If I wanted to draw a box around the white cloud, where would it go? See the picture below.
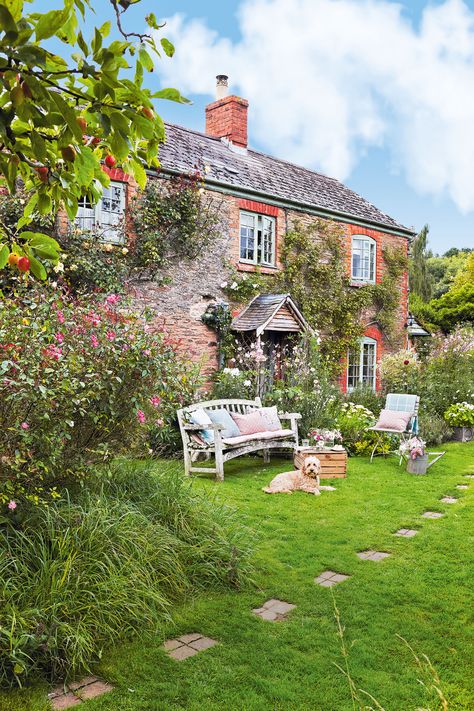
[158,0,474,213]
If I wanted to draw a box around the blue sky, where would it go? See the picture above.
[31,0,474,253]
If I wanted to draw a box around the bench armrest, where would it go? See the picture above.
[278,412,302,420]
[183,423,224,431]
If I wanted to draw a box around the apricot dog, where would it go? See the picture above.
[263,455,321,495]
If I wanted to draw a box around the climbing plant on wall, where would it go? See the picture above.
[128,174,223,280]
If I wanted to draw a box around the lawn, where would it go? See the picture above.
[3,443,474,711]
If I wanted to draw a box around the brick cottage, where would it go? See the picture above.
[70,75,416,392]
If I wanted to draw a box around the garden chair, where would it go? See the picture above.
[368,393,420,464]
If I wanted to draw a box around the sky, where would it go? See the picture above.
[31,0,474,254]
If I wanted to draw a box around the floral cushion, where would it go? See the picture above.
[231,410,268,435]
[374,409,412,432]
[259,406,282,432]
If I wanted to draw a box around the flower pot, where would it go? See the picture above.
[406,453,429,475]
[452,426,473,442]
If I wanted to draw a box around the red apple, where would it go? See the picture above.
[61,144,76,162]
[142,106,154,120]
[8,253,19,267]
[36,166,49,182]
[17,256,30,272]
[76,116,87,132]
[105,154,116,168]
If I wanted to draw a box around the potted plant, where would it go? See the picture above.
[401,436,429,474]
[443,402,474,442]
[309,428,342,449]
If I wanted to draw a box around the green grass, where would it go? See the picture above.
[3,443,474,710]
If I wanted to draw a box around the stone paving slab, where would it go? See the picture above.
[49,676,113,709]
[456,484,468,490]
[422,511,444,518]
[464,474,474,479]
[394,528,418,537]
[440,496,457,504]
[163,634,218,661]
[314,570,351,587]
[357,550,390,561]
[253,598,296,621]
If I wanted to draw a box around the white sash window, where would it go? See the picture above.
[239,211,276,266]
[347,337,377,391]
[76,182,126,244]
[351,236,376,283]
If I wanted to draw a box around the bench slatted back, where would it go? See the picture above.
[177,397,263,444]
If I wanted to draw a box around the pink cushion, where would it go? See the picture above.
[223,429,294,446]
[374,409,412,432]
[231,410,268,435]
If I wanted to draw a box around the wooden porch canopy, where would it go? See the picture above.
[231,294,312,336]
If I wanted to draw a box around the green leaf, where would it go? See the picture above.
[28,234,61,250]
[5,0,23,22]
[74,146,97,185]
[152,88,191,104]
[130,159,146,190]
[35,10,65,41]
[0,244,9,269]
[28,255,47,280]
[37,192,52,214]
[0,5,17,33]
[99,20,111,38]
[160,38,175,58]
[138,45,154,72]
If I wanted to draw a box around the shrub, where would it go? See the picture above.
[344,385,384,416]
[444,402,474,428]
[380,349,421,395]
[0,463,254,687]
[0,287,196,508]
[420,413,452,445]
[211,367,255,400]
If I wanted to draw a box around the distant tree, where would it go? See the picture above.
[409,224,433,301]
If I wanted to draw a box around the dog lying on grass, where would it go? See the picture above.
[263,455,322,495]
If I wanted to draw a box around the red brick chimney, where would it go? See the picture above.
[205,75,248,148]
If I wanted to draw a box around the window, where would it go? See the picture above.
[76,182,126,243]
[347,337,377,390]
[351,236,376,283]
[239,211,276,266]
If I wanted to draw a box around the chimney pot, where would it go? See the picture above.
[215,74,228,100]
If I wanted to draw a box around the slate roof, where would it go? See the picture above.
[231,294,310,334]
[157,122,414,236]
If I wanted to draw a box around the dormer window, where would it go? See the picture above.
[351,236,376,283]
[239,211,276,266]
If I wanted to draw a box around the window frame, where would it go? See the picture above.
[239,210,276,267]
[75,181,126,244]
[351,235,376,284]
[347,336,377,391]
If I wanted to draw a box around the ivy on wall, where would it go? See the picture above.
[220,219,408,375]
[128,173,223,281]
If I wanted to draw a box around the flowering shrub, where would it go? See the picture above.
[334,402,390,455]
[380,349,421,395]
[0,287,195,510]
[211,366,255,400]
[444,402,474,427]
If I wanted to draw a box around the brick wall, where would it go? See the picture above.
[205,96,249,148]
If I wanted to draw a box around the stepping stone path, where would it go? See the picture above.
[464,475,474,479]
[252,599,296,621]
[440,496,457,504]
[48,677,113,709]
[422,511,444,518]
[357,550,390,561]
[314,570,350,587]
[457,485,468,490]
[394,528,418,537]
[163,633,218,660]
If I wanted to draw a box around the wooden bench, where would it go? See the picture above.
[177,397,301,481]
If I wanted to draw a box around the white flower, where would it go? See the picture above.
[230,281,238,290]
[243,379,252,387]
[53,262,64,273]
[122,247,129,255]
[220,281,228,288]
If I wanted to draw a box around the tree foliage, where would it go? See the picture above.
[0,0,187,276]
[409,224,433,301]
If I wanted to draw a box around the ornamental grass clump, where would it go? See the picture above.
[0,463,254,688]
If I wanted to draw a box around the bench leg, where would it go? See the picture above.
[263,449,270,464]
[215,442,224,482]
[183,446,192,476]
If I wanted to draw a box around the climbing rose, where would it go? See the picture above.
[137,410,146,424]
[150,396,161,407]
[20,422,29,430]
[8,501,17,510]
[404,359,410,365]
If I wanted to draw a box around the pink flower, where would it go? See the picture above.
[106,331,116,341]
[91,334,99,348]
[56,310,65,324]
[105,294,120,305]
[21,422,29,430]
[150,396,161,407]
[44,344,62,361]
[155,418,164,427]
[55,332,64,344]
[8,500,16,510]
[137,409,146,424]
[143,349,151,356]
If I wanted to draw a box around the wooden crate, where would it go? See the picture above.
[294,447,347,478]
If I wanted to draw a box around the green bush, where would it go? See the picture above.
[343,385,384,416]
[0,463,254,688]
[0,286,196,508]
[420,413,452,445]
